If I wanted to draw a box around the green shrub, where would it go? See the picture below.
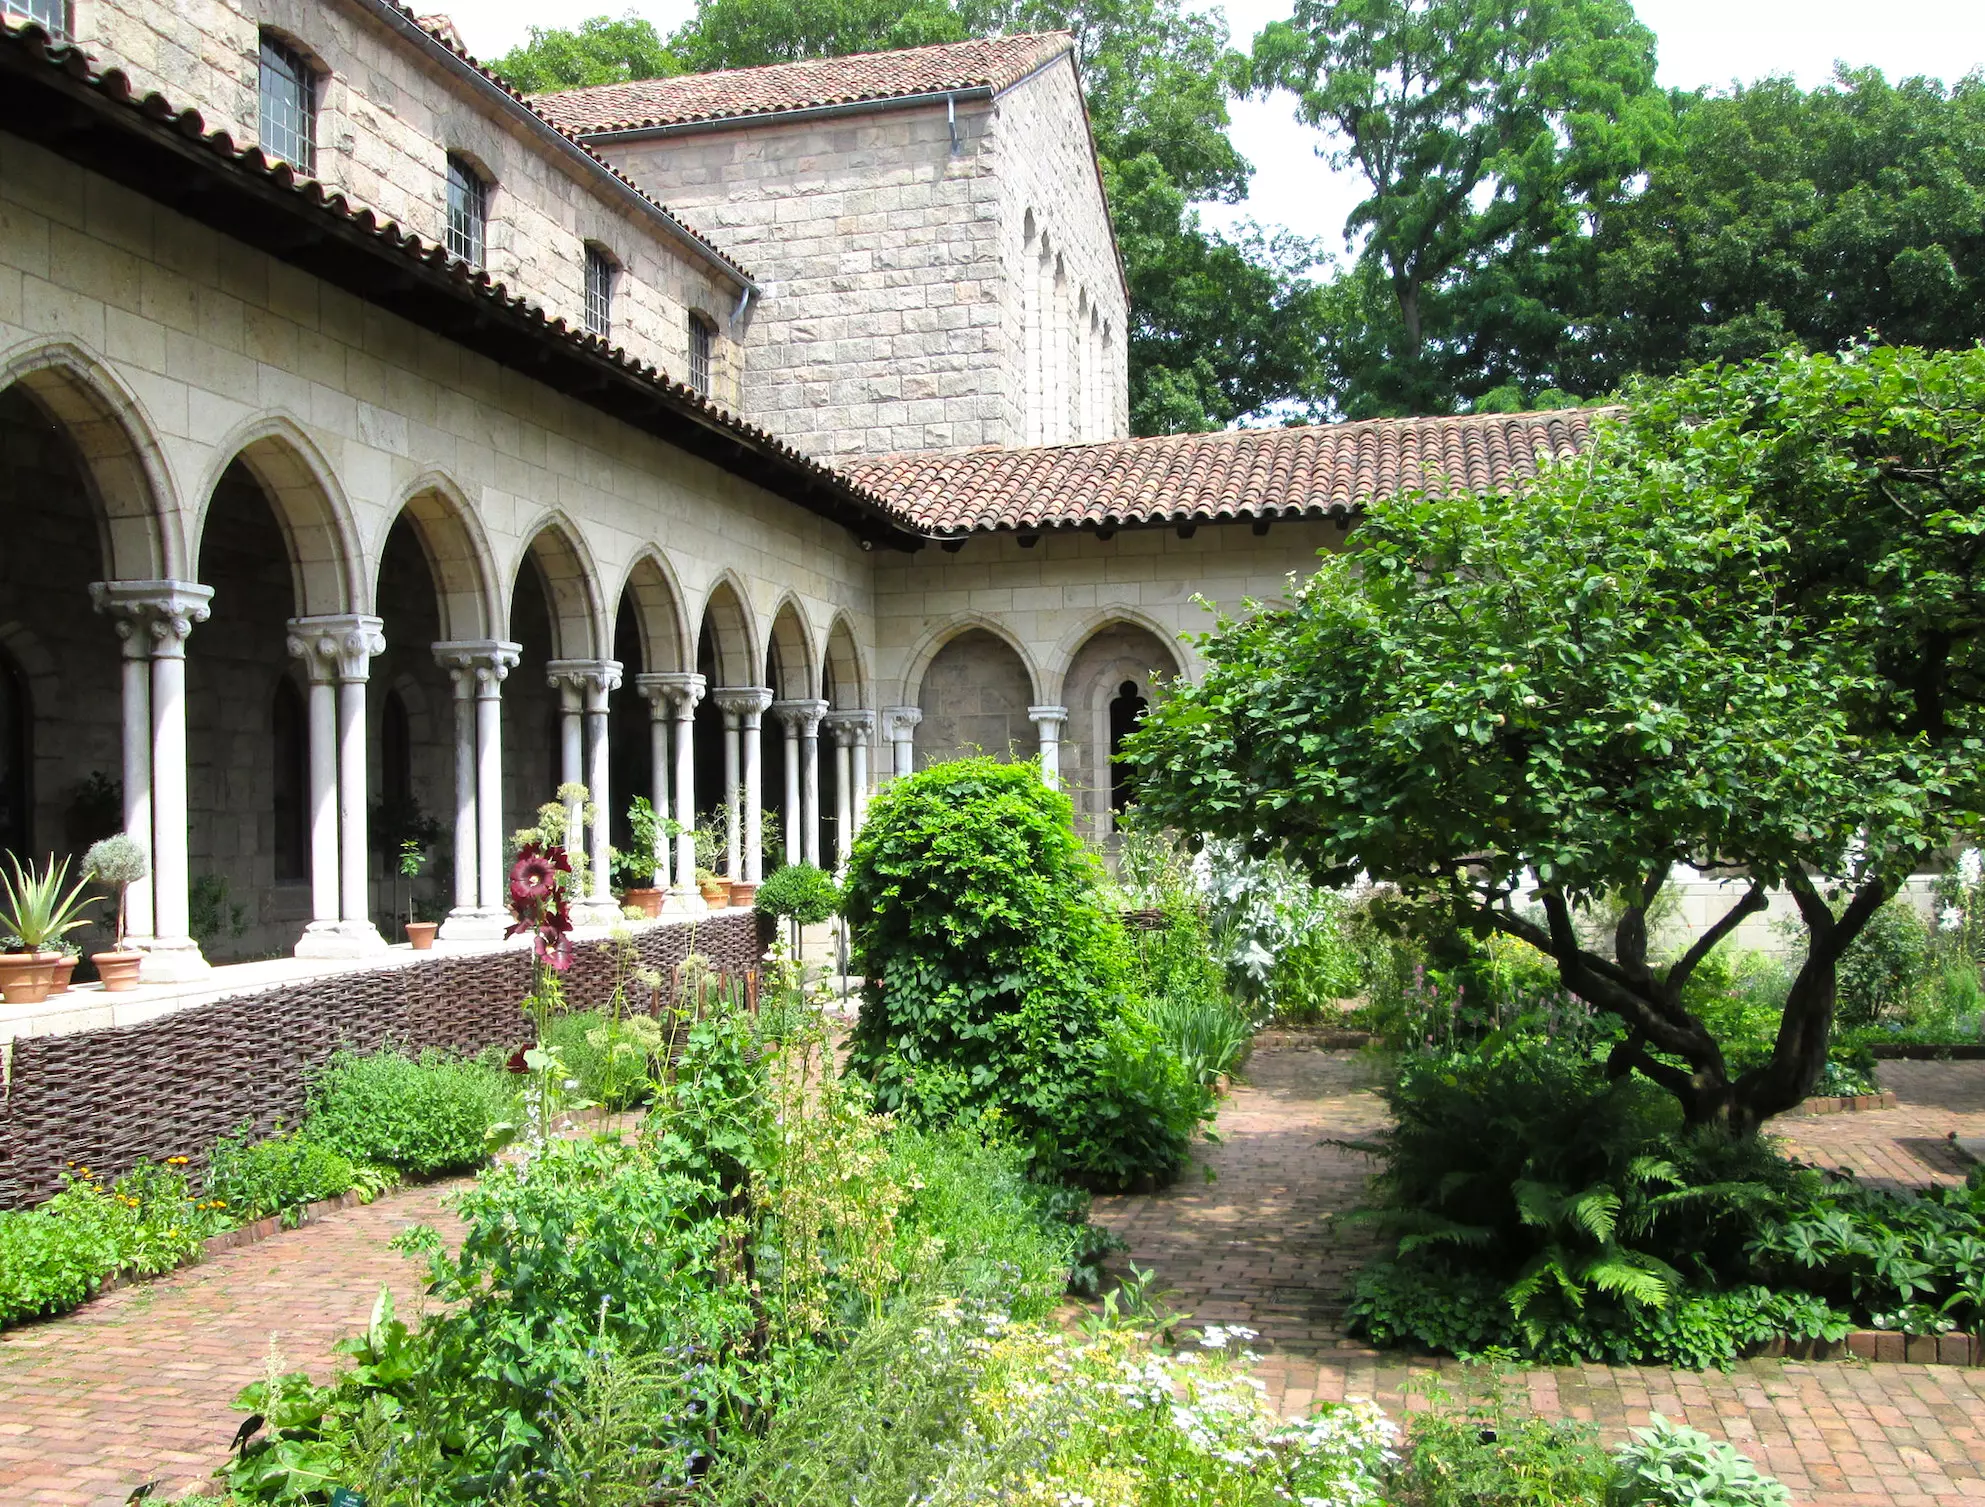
[542,1008,665,1111]
[1613,1416,1791,1507]
[1834,897,1932,1029]
[755,860,839,923]
[205,1124,362,1223]
[303,1048,512,1176]
[842,758,1203,1188]
[1131,899,1254,1086]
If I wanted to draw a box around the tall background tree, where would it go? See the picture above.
[496,2,1336,433]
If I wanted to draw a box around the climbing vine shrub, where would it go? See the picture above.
[842,759,1203,1188]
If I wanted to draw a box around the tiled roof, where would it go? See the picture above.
[846,410,1606,535]
[535,33,1074,135]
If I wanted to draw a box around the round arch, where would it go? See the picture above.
[193,414,363,616]
[822,613,866,709]
[616,549,690,674]
[1042,606,1190,705]
[382,473,500,642]
[695,573,757,688]
[764,594,816,698]
[510,512,608,660]
[900,613,1044,710]
[0,338,177,580]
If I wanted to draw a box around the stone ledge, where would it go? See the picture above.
[1749,1330,1983,1366]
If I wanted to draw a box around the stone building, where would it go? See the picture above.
[0,0,1591,983]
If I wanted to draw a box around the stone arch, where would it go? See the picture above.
[383,473,499,642]
[823,613,866,709]
[901,614,1043,710]
[0,338,176,579]
[1043,607,1188,704]
[764,594,815,698]
[1056,616,1186,846]
[195,415,362,616]
[512,512,608,660]
[910,619,1043,769]
[616,549,690,675]
[695,572,757,689]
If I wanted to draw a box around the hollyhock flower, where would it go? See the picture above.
[510,847,559,906]
[536,928,575,972]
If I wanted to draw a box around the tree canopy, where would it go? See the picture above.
[1127,345,1985,1133]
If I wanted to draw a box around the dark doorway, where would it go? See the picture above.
[271,676,308,883]
[0,646,29,866]
[1108,678,1148,814]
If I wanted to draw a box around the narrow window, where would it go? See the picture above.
[445,154,488,268]
[687,313,714,395]
[258,34,318,174]
[1108,678,1148,815]
[584,245,614,339]
[271,678,308,882]
[1,0,68,38]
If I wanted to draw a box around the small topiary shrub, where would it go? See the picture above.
[755,860,839,924]
[841,758,1203,1188]
[303,1048,512,1177]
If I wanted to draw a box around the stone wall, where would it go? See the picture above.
[71,0,746,402]
[0,910,761,1208]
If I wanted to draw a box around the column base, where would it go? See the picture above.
[663,886,708,916]
[294,919,389,959]
[569,896,627,929]
[439,907,512,942]
[134,936,210,982]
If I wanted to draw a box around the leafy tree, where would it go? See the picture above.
[1253,0,1673,415]
[1127,346,1985,1133]
[493,15,679,92]
[1576,68,1985,390]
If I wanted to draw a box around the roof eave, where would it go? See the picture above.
[575,84,998,143]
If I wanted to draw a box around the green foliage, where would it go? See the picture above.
[1834,897,1933,1030]
[493,14,679,91]
[0,1161,220,1326]
[1612,1416,1792,1507]
[204,1124,364,1224]
[1389,1379,1614,1507]
[754,859,838,923]
[542,1009,667,1111]
[1128,897,1252,1087]
[303,1048,513,1178]
[843,758,1203,1187]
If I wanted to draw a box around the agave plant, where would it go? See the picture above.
[0,853,100,954]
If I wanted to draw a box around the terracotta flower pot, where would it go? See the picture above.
[44,954,77,995]
[729,881,758,909]
[699,879,730,906]
[622,886,665,919]
[91,951,144,992]
[405,921,439,951]
[0,952,51,1005]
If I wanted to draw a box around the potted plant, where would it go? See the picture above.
[0,854,99,1004]
[45,941,79,995]
[616,796,667,918]
[695,867,730,906]
[82,834,147,991]
[398,838,438,949]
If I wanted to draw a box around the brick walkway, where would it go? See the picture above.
[1090,1045,1985,1507]
[0,1183,463,1505]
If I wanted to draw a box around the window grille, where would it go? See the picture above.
[1,0,67,38]
[688,314,713,395]
[446,154,487,268]
[258,35,317,175]
[584,246,613,339]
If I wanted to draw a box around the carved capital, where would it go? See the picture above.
[433,639,522,695]
[90,580,214,660]
[287,614,386,683]
[545,658,623,712]
[1027,704,1069,735]
[641,670,706,717]
[823,709,876,747]
[771,697,829,737]
[712,686,775,727]
[881,705,923,741]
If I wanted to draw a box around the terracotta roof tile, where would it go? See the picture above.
[535,33,1073,135]
[845,411,1606,535]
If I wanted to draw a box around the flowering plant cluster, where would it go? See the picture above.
[506,839,574,972]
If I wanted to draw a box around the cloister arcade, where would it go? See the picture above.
[0,345,1182,978]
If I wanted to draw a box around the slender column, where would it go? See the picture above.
[1029,704,1069,791]
[548,659,623,926]
[289,615,387,956]
[799,699,828,868]
[433,640,520,941]
[773,706,802,865]
[635,675,675,887]
[823,711,875,865]
[882,705,921,781]
[112,619,155,945]
[651,672,706,911]
[89,581,212,980]
[721,701,743,879]
[715,689,774,885]
[848,712,875,834]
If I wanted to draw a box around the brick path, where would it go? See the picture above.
[1091,1045,1985,1507]
[0,1183,463,1505]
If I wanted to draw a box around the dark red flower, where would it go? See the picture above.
[536,929,575,972]
[510,850,558,906]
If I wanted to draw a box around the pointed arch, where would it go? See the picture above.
[823,613,866,710]
[0,337,176,579]
[616,548,690,674]
[382,471,499,642]
[194,413,362,615]
[901,613,1044,709]
[696,572,757,688]
[1044,607,1189,704]
[764,594,816,698]
[511,511,608,660]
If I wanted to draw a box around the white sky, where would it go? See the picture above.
[442,0,1985,250]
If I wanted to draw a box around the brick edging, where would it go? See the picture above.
[1749,1330,1983,1366]
[1781,1091,1899,1117]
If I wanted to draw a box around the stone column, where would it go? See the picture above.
[881,706,921,781]
[1029,704,1069,791]
[775,699,828,868]
[848,711,874,835]
[112,615,155,946]
[634,675,675,887]
[823,711,875,864]
[719,698,743,879]
[772,704,803,865]
[89,581,213,980]
[548,659,623,926]
[651,672,705,912]
[433,640,520,941]
[715,688,774,885]
[288,615,387,956]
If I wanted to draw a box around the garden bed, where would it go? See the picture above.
[1868,1042,1985,1060]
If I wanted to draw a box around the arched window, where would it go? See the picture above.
[271,677,308,882]
[1108,678,1148,814]
[258,31,320,175]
